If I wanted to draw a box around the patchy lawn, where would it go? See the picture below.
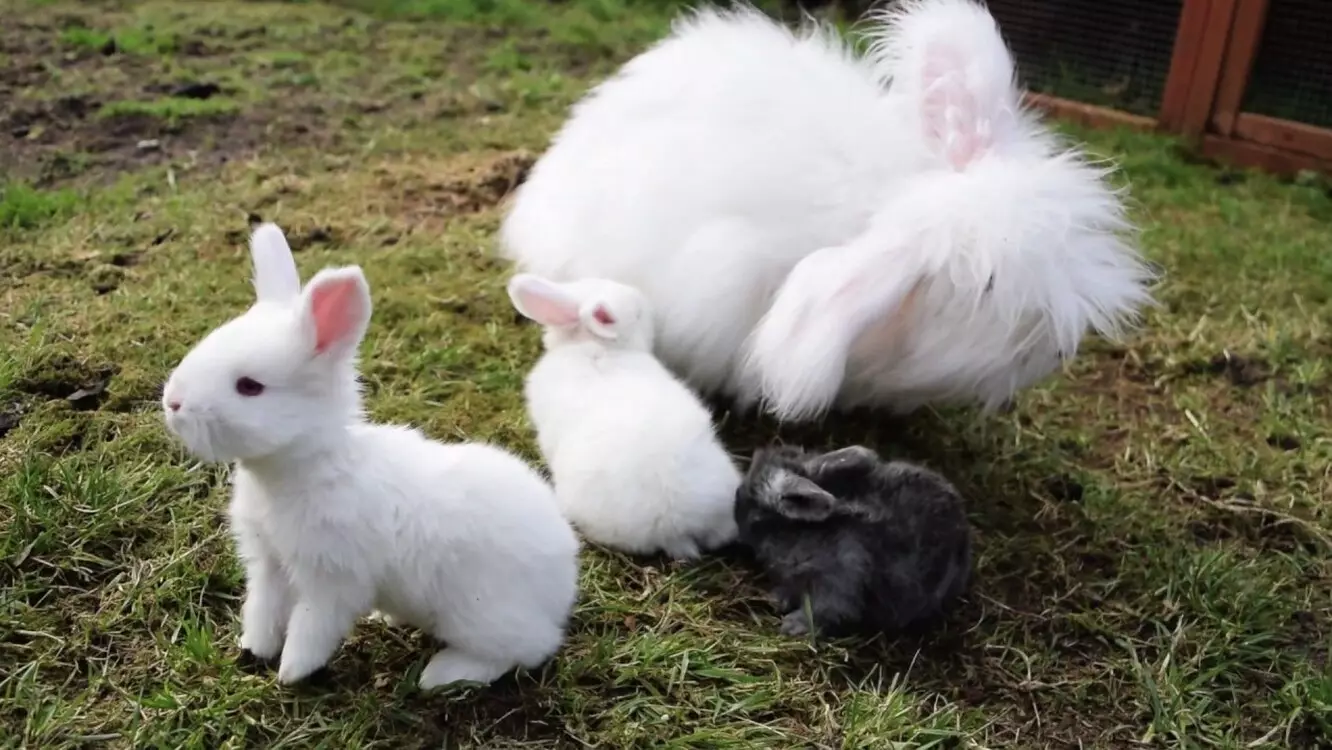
[1,0,1329,748]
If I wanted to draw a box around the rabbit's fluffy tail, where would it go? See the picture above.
[745,0,1155,420]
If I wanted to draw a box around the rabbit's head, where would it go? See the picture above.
[162,223,372,464]
[736,447,839,533]
[508,273,654,352]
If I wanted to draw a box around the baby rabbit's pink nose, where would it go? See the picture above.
[167,400,182,412]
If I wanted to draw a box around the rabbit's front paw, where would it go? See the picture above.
[238,557,294,660]
[420,649,512,690]
[663,538,701,562]
[276,597,356,685]
[277,640,332,684]
[240,626,284,661]
[367,610,403,628]
[780,609,813,637]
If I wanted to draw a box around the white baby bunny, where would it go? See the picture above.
[161,223,580,690]
[499,0,1156,422]
[508,272,741,561]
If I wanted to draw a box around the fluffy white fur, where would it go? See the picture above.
[162,224,580,690]
[499,0,1156,421]
[509,273,741,561]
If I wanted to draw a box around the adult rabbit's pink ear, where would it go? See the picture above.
[743,231,925,422]
[250,223,302,305]
[871,0,1153,343]
[867,0,1023,170]
[507,273,581,328]
[743,0,1035,421]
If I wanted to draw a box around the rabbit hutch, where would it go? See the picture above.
[985,0,1332,176]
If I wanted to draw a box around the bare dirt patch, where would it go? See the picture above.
[14,356,119,411]
[1,20,263,183]
[0,15,386,186]
[1180,351,1272,387]
[374,150,536,227]
[0,403,22,439]
[2,2,557,189]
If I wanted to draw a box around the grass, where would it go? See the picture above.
[1,0,1330,748]
[98,97,241,125]
[0,183,79,231]
[60,24,180,56]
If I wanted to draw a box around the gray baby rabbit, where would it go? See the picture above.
[734,445,972,637]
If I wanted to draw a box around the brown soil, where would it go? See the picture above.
[1,16,358,186]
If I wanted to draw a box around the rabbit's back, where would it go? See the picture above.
[502,8,910,278]
[862,521,971,633]
[404,440,580,629]
[501,9,922,395]
[856,466,972,631]
[539,356,726,489]
[235,426,578,629]
[525,347,717,453]
[525,348,738,555]
[359,432,579,637]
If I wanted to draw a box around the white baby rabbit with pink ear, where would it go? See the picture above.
[500,0,1156,422]
[161,223,580,690]
[508,272,741,561]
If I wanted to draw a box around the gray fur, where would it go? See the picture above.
[734,444,972,637]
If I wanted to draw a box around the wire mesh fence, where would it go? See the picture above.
[984,0,1184,117]
[780,0,1332,174]
[1241,0,1332,130]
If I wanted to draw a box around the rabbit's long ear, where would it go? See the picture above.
[298,266,372,361]
[775,475,837,522]
[577,299,620,341]
[867,0,1022,170]
[805,446,880,480]
[744,232,925,422]
[507,274,580,328]
[250,223,302,304]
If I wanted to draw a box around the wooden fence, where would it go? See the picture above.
[992,0,1332,176]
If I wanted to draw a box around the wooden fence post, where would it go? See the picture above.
[1209,0,1270,136]
[1159,0,1242,142]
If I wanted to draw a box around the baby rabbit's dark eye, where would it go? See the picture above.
[235,377,265,397]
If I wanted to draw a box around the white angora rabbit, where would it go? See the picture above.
[162,223,580,690]
[499,0,1155,421]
